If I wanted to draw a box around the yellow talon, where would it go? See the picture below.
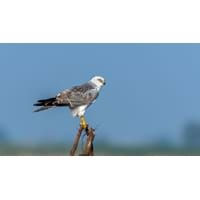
[80,116,87,129]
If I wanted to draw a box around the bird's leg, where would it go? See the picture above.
[80,115,87,129]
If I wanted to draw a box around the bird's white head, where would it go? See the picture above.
[90,76,106,89]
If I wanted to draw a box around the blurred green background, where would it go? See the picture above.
[1,121,200,156]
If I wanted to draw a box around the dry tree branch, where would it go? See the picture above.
[70,125,96,156]
[82,127,95,156]
[69,126,84,156]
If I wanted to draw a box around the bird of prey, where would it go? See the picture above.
[33,76,106,129]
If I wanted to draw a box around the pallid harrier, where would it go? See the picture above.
[33,76,106,128]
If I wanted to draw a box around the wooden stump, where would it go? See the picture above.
[70,125,95,156]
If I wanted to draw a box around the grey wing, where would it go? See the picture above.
[56,83,99,108]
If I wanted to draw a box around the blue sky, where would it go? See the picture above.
[0,44,200,145]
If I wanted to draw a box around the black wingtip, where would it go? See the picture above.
[33,103,42,106]
[37,98,56,103]
[33,107,50,112]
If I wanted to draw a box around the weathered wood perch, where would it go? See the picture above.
[70,125,96,156]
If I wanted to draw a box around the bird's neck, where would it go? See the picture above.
[89,81,102,91]
[96,85,102,92]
